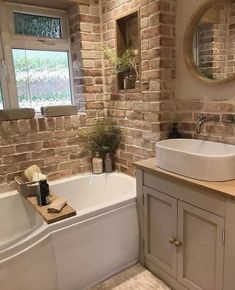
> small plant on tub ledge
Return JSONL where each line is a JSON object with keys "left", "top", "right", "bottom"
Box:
{"left": 83, "top": 118, "right": 122, "bottom": 173}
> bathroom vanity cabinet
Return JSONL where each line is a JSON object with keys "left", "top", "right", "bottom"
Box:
{"left": 135, "top": 158, "right": 235, "bottom": 290}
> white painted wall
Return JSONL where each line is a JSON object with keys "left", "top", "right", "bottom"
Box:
{"left": 176, "top": 0, "right": 235, "bottom": 101}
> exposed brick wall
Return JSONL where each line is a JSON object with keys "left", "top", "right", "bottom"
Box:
{"left": 0, "top": 1, "right": 106, "bottom": 192}
{"left": 0, "top": 115, "right": 92, "bottom": 193}
{"left": 177, "top": 99, "right": 235, "bottom": 144}
{"left": 0, "top": 0, "right": 177, "bottom": 191}
{"left": 102, "top": 0, "right": 176, "bottom": 175}
{"left": 69, "top": 0, "right": 107, "bottom": 123}
{"left": 3, "top": 0, "right": 235, "bottom": 192}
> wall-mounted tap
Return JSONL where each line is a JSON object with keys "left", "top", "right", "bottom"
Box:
{"left": 195, "top": 114, "right": 207, "bottom": 134}
{"left": 195, "top": 114, "right": 219, "bottom": 134}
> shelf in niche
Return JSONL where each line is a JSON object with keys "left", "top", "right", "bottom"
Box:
{"left": 118, "top": 88, "right": 141, "bottom": 94}
{"left": 116, "top": 10, "right": 140, "bottom": 91}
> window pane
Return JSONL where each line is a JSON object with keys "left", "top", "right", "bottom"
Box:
{"left": 0, "top": 84, "right": 3, "bottom": 109}
{"left": 13, "top": 12, "right": 62, "bottom": 38}
{"left": 12, "top": 49, "right": 72, "bottom": 112}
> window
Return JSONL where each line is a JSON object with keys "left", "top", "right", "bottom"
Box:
{"left": 13, "top": 49, "right": 71, "bottom": 112}
{"left": 13, "top": 13, "right": 62, "bottom": 39}
{"left": 0, "top": 2, "right": 73, "bottom": 111}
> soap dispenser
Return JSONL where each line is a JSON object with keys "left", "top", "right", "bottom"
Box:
{"left": 92, "top": 152, "right": 103, "bottom": 174}
{"left": 104, "top": 153, "right": 112, "bottom": 173}
{"left": 168, "top": 122, "right": 181, "bottom": 139}
{"left": 36, "top": 180, "right": 50, "bottom": 206}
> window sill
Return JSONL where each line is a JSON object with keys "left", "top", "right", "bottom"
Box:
{"left": 35, "top": 111, "right": 86, "bottom": 119}
{"left": 0, "top": 111, "right": 86, "bottom": 122}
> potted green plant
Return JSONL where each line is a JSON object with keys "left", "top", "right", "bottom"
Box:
{"left": 83, "top": 118, "right": 122, "bottom": 169}
{"left": 104, "top": 47, "right": 139, "bottom": 89}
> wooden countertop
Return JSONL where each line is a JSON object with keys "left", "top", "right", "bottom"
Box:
{"left": 134, "top": 158, "right": 235, "bottom": 199}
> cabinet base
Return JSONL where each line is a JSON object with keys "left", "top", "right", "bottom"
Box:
{"left": 145, "top": 258, "right": 188, "bottom": 290}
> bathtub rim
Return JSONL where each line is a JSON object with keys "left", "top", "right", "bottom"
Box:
{"left": 0, "top": 171, "right": 136, "bottom": 200}
{"left": 48, "top": 171, "right": 136, "bottom": 190}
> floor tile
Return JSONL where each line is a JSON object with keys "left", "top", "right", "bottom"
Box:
{"left": 90, "top": 263, "right": 171, "bottom": 290}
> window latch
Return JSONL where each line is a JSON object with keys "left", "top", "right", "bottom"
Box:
{"left": 0, "top": 58, "right": 11, "bottom": 84}
{"left": 0, "top": 59, "right": 7, "bottom": 71}
{"left": 0, "top": 58, "right": 10, "bottom": 80}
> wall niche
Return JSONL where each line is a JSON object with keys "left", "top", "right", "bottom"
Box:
{"left": 116, "top": 10, "right": 140, "bottom": 91}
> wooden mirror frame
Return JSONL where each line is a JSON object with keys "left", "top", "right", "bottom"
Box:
{"left": 183, "top": 0, "right": 235, "bottom": 85}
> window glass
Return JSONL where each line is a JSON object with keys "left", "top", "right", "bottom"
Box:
{"left": 12, "top": 49, "right": 72, "bottom": 111}
{"left": 13, "top": 12, "right": 62, "bottom": 38}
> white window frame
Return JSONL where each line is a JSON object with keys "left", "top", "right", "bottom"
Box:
{"left": 0, "top": 34, "right": 10, "bottom": 108}
{"left": 0, "top": 2, "right": 74, "bottom": 110}
{"left": 8, "top": 3, "right": 69, "bottom": 47}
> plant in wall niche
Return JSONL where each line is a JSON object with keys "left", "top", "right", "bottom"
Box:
{"left": 83, "top": 118, "right": 122, "bottom": 167}
{"left": 104, "top": 46, "right": 139, "bottom": 89}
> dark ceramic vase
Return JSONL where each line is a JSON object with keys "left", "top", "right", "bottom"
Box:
{"left": 124, "top": 69, "right": 136, "bottom": 89}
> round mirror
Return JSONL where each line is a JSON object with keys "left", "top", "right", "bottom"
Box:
{"left": 184, "top": 0, "right": 235, "bottom": 84}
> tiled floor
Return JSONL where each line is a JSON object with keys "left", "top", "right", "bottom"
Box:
{"left": 90, "top": 263, "right": 171, "bottom": 290}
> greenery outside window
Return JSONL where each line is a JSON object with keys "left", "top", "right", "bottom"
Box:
{"left": 12, "top": 49, "right": 72, "bottom": 112}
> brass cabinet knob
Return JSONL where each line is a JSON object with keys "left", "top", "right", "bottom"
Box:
{"left": 169, "top": 238, "right": 177, "bottom": 244}
{"left": 174, "top": 240, "right": 182, "bottom": 247}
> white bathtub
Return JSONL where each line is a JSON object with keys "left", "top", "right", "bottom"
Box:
{"left": 0, "top": 172, "right": 139, "bottom": 290}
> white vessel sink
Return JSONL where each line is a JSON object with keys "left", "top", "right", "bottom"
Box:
{"left": 156, "top": 139, "right": 235, "bottom": 181}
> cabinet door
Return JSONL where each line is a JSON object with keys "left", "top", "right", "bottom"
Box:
{"left": 178, "top": 201, "right": 224, "bottom": 290}
{"left": 143, "top": 186, "right": 178, "bottom": 278}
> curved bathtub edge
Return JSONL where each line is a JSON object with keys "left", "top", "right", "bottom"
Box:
{"left": 0, "top": 201, "right": 137, "bottom": 263}
{"left": 0, "top": 201, "right": 139, "bottom": 290}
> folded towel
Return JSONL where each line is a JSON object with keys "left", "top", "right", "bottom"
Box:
{"left": 24, "top": 165, "right": 42, "bottom": 182}
{"left": 47, "top": 198, "right": 67, "bottom": 213}
{"left": 32, "top": 172, "right": 47, "bottom": 182}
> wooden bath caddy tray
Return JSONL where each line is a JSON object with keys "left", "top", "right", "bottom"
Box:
{"left": 27, "top": 193, "right": 76, "bottom": 224}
